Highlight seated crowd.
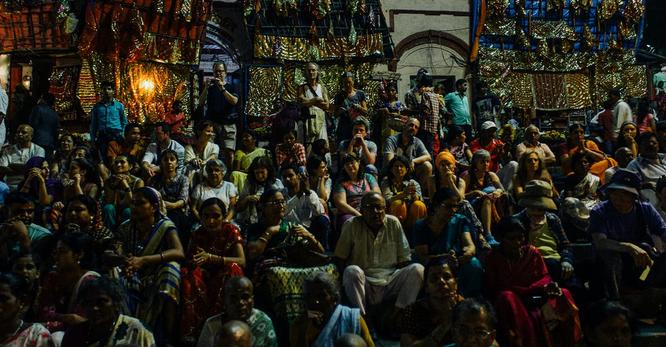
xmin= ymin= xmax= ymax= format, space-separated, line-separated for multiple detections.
xmin=1 ymin=68 xmax=665 ymax=347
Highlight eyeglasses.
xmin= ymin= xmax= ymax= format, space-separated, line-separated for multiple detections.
xmin=266 ymin=200 xmax=286 ymax=206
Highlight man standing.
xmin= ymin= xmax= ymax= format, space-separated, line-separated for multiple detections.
xmin=445 ymin=79 xmax=473 ymax=140
xmin=141 ymin=122 xmax=185 ymax=176
xmin=0 ymin=82 xmax=7 ymax=148
xmin=28 ymin=93 xmax=60 ymax=156
xmin=0 ymin=124 xmax=45 ymax=190
xmin=335 ymin=192 xmax=424 ymax=318
xmin=298 ymin=62 xmax=329 ymax=149
xmin=90 ymin=81 xmax=127 ymax=156
xmin=199 ymin=62 xmax=239 ymax=168
xmin=608 ymin=89 xmax=633 ymax=141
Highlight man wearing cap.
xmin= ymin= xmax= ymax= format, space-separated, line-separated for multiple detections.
xmin=514 ymin=180 xmax=575 ymax=282
xmin=515 ymin=125 xmax=556 ymax=165
xmin=589 ymin=168 xmax=666 ymax=299
xmin=338 ymin=116 xmax=377 ymax=173
xmin=470 ymin=121 xmax=504 ymax=172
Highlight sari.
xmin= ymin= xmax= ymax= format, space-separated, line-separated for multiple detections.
xmin=1 ymin=323 xmax=53 ymax=347
xmin=61 ymin=314 xmax=155 ymax=347
xmin=38 ymin=270 xmax=101 ymax=332
xmin=117 ymin=217 xmax=181 ymax=334
xmin=485 ymin=245 xmax=582 ymax=347
xmin=311 ymin=304 xmax=369 ymax=347
xmin=181 ymin=223 xmax=244 ymax=339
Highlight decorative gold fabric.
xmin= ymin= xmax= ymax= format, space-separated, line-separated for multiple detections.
xmin=245 ymin=66 xmax=283 ymax=117
xmin=254 ymin=33 xmax=384 ymax=61
xmin=531 ymin=21 xmax=578 ymax=41
xmin=484 ymin=18 xmax=516 ymax=36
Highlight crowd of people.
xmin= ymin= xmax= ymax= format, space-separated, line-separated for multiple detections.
xmin=0 ymin=61 xmax=665 ymax=347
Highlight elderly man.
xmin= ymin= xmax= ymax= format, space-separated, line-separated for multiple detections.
xmin=298 ymin=62 xmax=329 ymax=148
xmin=590 ymin=168 xmax=666 ymax=299
xmin=198 ymin=276 xmax=277 ymax=347
xmin=334 ymin=192 xmax=424 ymax=319
xmin=0 ymin=124 xmax=45 ymax=190
xmin=141 ymin=122 xmax=185 ymax=177
xmin=515 ymin=125 xmax=556 ymax=165
xmin=384 ymin=118 xmax=434 ymax=197
xmin=626 ymin=132 xmax=666 ymax=207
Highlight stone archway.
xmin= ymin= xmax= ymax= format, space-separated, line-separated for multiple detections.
xmin=389 ymin=30 xmax=470 ymax=72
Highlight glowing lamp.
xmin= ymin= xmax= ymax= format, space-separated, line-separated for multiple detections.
xmin=139 ymin=79 xmax=155 ymax=94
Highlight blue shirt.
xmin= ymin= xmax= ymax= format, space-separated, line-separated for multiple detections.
xmin=90 ymin=99 xmax=127 ymax=141
xmin=444 ymin=91 xmax=471 ymax=125
xmin=589 ymin=200 xmax=666 ymax=245
xmin=413 ymin=214 xmax=473 ymax=255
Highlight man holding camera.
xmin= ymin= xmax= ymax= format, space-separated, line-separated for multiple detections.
xmin=199 ymin=61 xmax=239 ymax=168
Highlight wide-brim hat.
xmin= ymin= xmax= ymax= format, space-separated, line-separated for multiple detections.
xmin=600 ymin=168 xmax=641 ymax=197
xmin=518 ymin=179 xmax=557 ymax=211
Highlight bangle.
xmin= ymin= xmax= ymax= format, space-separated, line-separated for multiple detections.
xmin=159 ymin=252 xmax=164 ymax=263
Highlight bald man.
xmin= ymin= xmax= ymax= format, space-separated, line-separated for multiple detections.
xmin=218 ymin=320 xmax=252 ymax=347
xmin=334 ymin=192 xmax=424 ymax=318
xmin=198 ymin=277 xmax=277 ymax=347
xmin=0 ymin=124 xmax=45 ymax=189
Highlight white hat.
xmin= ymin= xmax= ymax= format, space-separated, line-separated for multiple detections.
xmin=481 ymin=121 xmax=497 ymax=131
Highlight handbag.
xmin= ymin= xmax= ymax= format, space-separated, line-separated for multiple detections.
xmin=300 ymin=84 xmax=320 ymax=120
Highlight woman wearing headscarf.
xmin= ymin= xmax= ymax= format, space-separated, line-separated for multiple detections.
xmin=115 ymin=187 xmax=185 ymax=345
xmin=18 ymin=156 xmax=62 ymax=206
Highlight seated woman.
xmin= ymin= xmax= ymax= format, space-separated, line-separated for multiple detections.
xmin=400 ymin=257 xmax=464 ymax=347
xmin=234 ymin=130 xmax=270 ymax=173
xmin=615 ymin=121 xmax=639 ymax=158
xmin=332 ymin=153 xmax=380 ymax=230
xmin=560 ymin=151 xmax=600 ymax=209
xmin=184 ymin=120 xmax=220 ymax=178
xmin=559 ymin=124 xmax=605 ymax=175
xmin=147 ymin=149 xmax=190 ymax=236
xmin=36 ymin=232 xmax=100 ymax=334
xmin=281 ymin=164 xmax=331 ymax=251
xmin=513 ymin=149 xmax=556 ymax=200
xmin=306 ymin=155 xmax=332 ymax=204
xmin=413 ymin=188 xmax=482 ymax=297
xmin=116 ymin=187 xmax=185 ymax=345
xmin=246 ymin=189 xmax=324 ymax=276
xmin=102 ymin=155 xmax=144 ymax=230
xmin=190 ymin=159 xmax=237 ymax=223
xmin=380 ymin=156 xmax=427 ymax=232
xmin=181 ymin=198 xmax=246 ymax=341
xmin=61 ymin=276 xmax=155 ymax=347
xmin=462 ymin=150 xmax=508 ymax=245
xmin=515 ymin=180 xmax=575 ymax=284
xmin=290 ymin=272 xmax=374 ymax=347
xmin=50 ymin=133 xmax=75 ymax=177
xmin=446 ymin=126 xmax=473 ymax=174
xmin=583 ymin=300 xmax=635 ymax=347
xmin=61 ymin=195 xmax=114 ymax=246
xmin=62 ymin=158 xmax=101 ymax=201
xmin=236 ymin=156 xmax=285 ymax=228
xmin=485 ymin=217 xmax=582 ymax=347
xmin=19 ymin=156 xmax=61 ymax=206
xmin=232 ymin=130 xmax=271 ymax=192
xmin=432 ymin=151 xmax=484 ymax=235
xmin=0 ymin=272 xmax=54 ymax=347
xmin=449 ymin=298 xmax=500 ymax=347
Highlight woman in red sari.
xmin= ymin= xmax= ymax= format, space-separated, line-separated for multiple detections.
xmin=485 ymin=217 xmax=582 ymax=347
xmin=180 ymin=197 xmax=246 ymax=342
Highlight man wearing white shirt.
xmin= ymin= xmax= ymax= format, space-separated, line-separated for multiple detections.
xmin=142 ymin=122 xmax=185 ymax=176
xmin=609 ymin=89 xmax=633 ymax=140
xmin=0 ymin=83 xmax=8 ymax=148
xmin=0 ymin=124 xmax=45 ymax=190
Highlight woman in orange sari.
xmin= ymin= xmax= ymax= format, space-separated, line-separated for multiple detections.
xmin=485 ymin=216 xmax=582 ymax=347
xmin=180 ymin=197 xmax=246 ymax=341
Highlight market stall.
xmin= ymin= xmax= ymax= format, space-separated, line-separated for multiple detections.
xmin=470 ymin=0 xmax=648 ymax=136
